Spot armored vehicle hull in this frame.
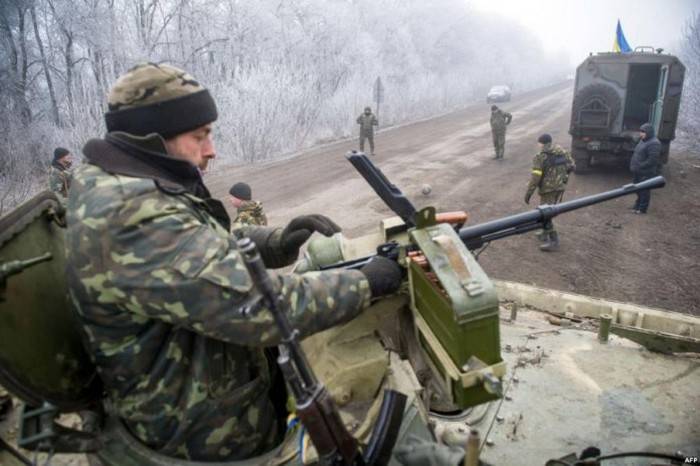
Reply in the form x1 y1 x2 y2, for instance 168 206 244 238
1 192 698 466
569 50 685 171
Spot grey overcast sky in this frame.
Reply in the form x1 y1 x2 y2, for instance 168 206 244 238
468 0 697 66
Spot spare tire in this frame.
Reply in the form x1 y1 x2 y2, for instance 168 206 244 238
571 83 622 132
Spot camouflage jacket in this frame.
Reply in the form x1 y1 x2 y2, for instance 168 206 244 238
526 144 575 195
490 109 512 133
234 200 268 227
65 132 371 461
48 161 72 198
356 113 378 133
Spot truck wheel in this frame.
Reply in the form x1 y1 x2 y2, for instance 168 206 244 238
572 148 592 174
571 83 621 131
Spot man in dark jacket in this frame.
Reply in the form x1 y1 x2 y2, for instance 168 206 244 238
629 122 661 214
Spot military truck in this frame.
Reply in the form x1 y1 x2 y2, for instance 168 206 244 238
1 156 698 466
569 47 685 171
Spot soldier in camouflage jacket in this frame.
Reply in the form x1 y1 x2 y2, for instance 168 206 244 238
229 182 268 226
48 147 73 200
489 105 512 159
65 63 402 461
524 134 575 251
356 106 378 155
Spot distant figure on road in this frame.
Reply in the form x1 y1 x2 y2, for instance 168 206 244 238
49 147 73 201
229 182 268 226
629 123 661 215
490 105 512 160
357 106 378 155
524 134 575 252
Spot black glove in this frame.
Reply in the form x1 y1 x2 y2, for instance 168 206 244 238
280 215 341 255
360 256 403 298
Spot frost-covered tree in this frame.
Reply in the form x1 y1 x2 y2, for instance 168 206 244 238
0 0 567 215
679 12 700 153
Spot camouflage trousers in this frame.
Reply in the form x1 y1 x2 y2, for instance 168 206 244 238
539 191 564 233
492 130 506 158
359 131 375 154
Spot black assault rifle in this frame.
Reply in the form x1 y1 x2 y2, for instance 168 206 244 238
320 152 666 270
237 236 407 466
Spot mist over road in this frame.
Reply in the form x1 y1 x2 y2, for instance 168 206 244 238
208 81 700 315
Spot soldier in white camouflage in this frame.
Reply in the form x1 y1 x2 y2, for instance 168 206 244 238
356 106 378 155
524 134 576 251
490 105 512 159
229 182 268 226
48 147 73 200
65 63 402 461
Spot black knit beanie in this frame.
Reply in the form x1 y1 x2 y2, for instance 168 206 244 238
53 147 70 161
229 182 251 201
104 63 218 139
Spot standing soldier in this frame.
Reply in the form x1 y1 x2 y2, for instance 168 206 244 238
490 105 512 160
229 181 268 226
357 106 378 155
629 122 661 214
49 147 73 200
524 134 575 252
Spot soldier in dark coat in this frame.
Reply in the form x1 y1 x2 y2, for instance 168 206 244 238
629 123 661 214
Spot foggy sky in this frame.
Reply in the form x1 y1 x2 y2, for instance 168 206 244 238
469 0 697 67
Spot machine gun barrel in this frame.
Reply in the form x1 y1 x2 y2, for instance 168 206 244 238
459 176 666 250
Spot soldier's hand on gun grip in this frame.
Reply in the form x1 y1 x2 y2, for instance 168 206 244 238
280 215 342 255
360 256 403 298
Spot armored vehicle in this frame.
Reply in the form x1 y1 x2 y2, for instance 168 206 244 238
1 156 698 466
569 47 685 171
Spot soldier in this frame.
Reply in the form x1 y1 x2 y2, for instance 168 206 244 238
65 63 402 462
229 181 268 226
629 122 661 214
524 134 575 252
357 106 378 155
48 147 73 200
490 105 512 160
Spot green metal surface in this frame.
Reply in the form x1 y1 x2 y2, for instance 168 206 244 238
0 192 100 411
610 324 700 354
408 223 502 409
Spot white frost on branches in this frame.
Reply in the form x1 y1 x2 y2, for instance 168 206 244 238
678 12 700 153
0 0 569 214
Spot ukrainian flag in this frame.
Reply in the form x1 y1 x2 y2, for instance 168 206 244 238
613 20 632 53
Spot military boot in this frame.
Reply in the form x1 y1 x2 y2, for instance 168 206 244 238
534 230 547 241
539 231 560 252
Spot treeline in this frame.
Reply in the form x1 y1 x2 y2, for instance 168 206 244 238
679 12 700 152
0 0 568 215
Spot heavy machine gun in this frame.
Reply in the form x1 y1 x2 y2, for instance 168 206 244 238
319 152 666 271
